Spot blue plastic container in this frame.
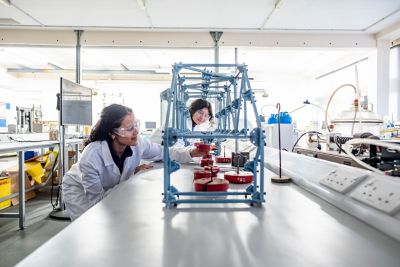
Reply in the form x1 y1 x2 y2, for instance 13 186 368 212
24 151 37 160
267 112 292 124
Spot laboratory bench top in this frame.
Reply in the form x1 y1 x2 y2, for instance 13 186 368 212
16 163 400 267
0 140 59 153
0 138 84 153
0 138 84 229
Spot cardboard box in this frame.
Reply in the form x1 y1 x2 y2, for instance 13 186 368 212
0 176 11 210
68 150 76 170
6 168 37 206
44 151 59 185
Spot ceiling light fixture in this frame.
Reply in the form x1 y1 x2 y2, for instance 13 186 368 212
0 0 11 7
275 0 285 9
0 18 20 24
136 0 146 10
260 0 285 29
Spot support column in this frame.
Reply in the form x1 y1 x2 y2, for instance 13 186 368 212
375 40 390 118
234 48 239 153
210 31 223 73
75 30 83 84
50 30 83 220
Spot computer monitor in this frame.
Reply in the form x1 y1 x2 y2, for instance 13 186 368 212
144 121 157 130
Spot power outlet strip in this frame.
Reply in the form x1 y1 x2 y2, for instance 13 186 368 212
320 168 368 193
351 178 400 214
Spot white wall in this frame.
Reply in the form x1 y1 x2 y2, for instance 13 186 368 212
0 68 61 132
389 46 400 122
82 80 168 129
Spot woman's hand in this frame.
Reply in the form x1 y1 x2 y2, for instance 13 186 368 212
134 164 154 174
189 147 208 158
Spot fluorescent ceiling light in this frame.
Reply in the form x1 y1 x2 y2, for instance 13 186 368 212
0 18 20 24
137 0 146 10
275 0 285 9
155 67 171 74
0 0 11 7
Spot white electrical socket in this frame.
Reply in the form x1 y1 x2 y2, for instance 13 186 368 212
351 178 400 214
320 168 368 193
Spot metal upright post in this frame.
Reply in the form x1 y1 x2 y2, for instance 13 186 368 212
75 30 82 84
211 31 223 129
271 103 291 183
234 48 239 153
75 30 83 134
18 151 25 229
50 30 84 220
49 91 70 219
210 31 223 74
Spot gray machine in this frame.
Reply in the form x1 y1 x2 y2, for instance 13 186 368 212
16 106 33 133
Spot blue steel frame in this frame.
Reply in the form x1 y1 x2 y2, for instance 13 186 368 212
162 63 265 207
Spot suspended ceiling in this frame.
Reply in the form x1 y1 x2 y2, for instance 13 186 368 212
0 0 399 34
0 0 398 83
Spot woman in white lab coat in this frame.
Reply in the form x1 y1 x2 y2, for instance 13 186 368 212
62 104 205 220
150 98 214 146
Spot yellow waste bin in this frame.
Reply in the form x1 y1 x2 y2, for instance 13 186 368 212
0 176 11 210
25 162 45 184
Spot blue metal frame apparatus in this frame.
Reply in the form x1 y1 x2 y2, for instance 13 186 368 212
162 63 265 207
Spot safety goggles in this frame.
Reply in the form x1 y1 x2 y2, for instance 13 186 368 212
195 110 210 119
114 120 140 137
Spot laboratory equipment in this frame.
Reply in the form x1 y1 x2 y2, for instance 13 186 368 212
162 63 265 207
16 106 33 133
331 99 383 136
265 147 400 242
215 148 232 163
224 171 253 183
265 111 296 151
194 178 229 192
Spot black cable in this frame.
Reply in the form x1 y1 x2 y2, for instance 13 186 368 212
334 136 353 154
316 134 321 150
50 152 60 210
335 138 347 154
291 131 323 152
335 136 353 144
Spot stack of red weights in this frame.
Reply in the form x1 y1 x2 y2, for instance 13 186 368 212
194 178 229 192
201 153 214 167
215 156 232 163
224 171 253 184
193 166 219 179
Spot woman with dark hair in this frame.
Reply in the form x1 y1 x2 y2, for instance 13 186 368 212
188 98 213 131
150 98 214 145
62 104 205 220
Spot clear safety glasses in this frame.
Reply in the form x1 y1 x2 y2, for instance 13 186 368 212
114 120 140 137
195 110 210 119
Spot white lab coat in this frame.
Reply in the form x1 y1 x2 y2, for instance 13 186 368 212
62 137 192 220
149 118 212 146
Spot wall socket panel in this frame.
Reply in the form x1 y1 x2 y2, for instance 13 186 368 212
320 168 368 193
351 178 400 214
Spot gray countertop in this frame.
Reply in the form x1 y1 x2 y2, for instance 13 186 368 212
16 163 400 267
0 139 83 154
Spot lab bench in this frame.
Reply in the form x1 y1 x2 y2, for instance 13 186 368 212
0 139 83 229
15 163 400 267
